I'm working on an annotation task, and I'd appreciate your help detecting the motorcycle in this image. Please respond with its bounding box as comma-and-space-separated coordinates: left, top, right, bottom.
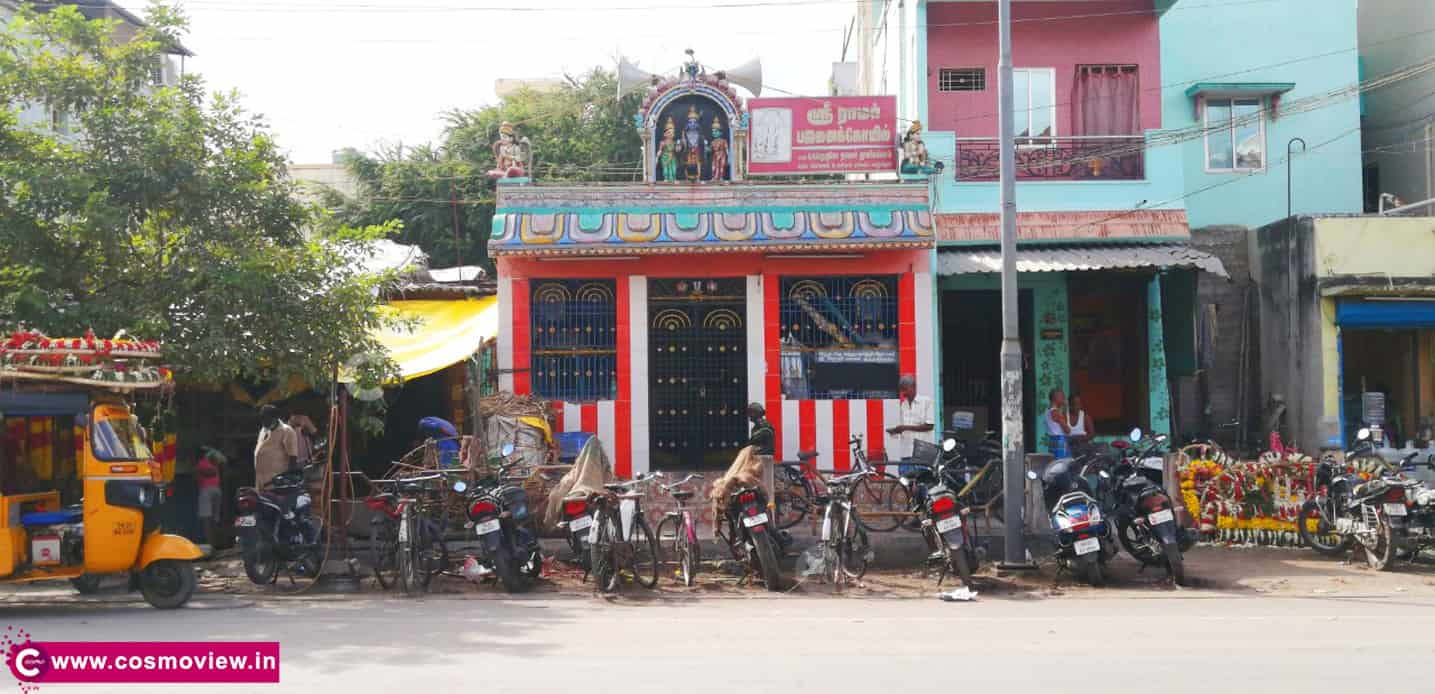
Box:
1398, 458, 1435, 560
1299, 427, 1421, 570
719, 484, 784, 591
1027, 455, 1118, 585
558, 491, 597, 571
235, 462, 326, 584
459, 443, 543, 592
1103, 428, 1194, 585
910, 437, 984, 586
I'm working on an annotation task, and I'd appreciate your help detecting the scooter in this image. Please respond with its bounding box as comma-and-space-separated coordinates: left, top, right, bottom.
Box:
1028, 456, 1118, 585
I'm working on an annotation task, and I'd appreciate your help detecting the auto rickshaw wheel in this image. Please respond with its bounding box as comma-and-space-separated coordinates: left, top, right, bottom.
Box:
139, 560, 196, 609
71, 574, 104, 594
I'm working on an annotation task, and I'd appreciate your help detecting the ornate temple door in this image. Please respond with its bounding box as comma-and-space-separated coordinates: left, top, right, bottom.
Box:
648, 278, 748, 470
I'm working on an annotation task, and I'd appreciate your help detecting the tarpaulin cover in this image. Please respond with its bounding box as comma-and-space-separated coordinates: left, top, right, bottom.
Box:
543, 437, 614, 532
363, 298, 498, 382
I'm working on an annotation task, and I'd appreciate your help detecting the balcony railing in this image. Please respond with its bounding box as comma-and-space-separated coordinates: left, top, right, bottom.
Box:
954, 135, 1145, 181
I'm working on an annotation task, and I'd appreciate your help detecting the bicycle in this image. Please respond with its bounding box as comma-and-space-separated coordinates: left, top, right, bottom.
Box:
653, 472, 705, 587
589, 472, 661, 593
363, 478, 402, 590
393, 469, 467, 594
773, 435, 911, 532
818, 470, 873, 589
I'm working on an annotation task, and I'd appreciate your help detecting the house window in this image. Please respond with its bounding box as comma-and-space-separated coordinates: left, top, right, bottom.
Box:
780, 276, 900, 400
530, 279, 618, 402
1014, 68, 1056, 139
1204, 97, 1265, 171
939, 68, 985, 92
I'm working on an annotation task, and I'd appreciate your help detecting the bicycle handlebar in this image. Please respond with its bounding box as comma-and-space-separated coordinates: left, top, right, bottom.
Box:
659, 472, 704, 491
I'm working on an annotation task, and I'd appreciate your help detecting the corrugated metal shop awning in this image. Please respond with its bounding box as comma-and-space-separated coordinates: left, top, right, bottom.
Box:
937, 243, 1228, 277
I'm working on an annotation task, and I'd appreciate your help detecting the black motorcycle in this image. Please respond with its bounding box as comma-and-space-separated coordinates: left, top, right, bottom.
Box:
909, 437, 984, 585
235, 462, 325, 584
719, 484, 784, 591
1300, 427, 1421, 570
1028, 455, 1118, 585
1102, 428, 1193, 584
460, 444, 543, 592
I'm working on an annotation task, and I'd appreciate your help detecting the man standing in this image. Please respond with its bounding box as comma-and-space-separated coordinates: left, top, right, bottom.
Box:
194, 445, 226, 554
287, 410, 319, 465
253, 405, 298, 490
745, 403, 775, 455
887, 374, 934, 475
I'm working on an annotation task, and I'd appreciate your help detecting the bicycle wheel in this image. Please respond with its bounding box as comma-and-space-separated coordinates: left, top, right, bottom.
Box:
396, 506, 423, 593
631, 516, 660, 589
840, 507, 871, 581
853, 474, 909, 532
774, 479, 811, 530
369, 517, 399, 590
590, 508, 619, 593
656, 514, 694, 587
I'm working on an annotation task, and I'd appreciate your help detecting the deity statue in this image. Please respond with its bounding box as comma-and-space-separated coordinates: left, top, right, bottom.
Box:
488, 121, 532, 179
657, 117, 679, 182
707, 117, 728, 181
900, 120, 938, 175
680, 104, 704, 180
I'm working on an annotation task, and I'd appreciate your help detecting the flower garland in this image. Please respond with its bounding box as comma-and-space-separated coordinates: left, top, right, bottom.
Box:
1175, 441, 1402, 547
1, 329, 169, 389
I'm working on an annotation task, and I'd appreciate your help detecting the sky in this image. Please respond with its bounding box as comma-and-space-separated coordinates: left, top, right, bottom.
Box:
120, 0, 855, 163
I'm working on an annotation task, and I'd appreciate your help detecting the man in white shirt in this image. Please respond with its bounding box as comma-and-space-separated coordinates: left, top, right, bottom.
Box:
887, 374, 934, 474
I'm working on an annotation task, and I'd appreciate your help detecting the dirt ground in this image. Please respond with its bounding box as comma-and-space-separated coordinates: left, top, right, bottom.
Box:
192, 543, 1435, 602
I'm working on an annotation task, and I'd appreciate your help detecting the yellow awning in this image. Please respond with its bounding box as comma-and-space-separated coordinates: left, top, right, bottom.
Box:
364, 298, 498, 382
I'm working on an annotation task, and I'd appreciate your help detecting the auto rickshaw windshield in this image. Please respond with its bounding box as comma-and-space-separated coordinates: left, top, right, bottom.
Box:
91, 408, 153, 462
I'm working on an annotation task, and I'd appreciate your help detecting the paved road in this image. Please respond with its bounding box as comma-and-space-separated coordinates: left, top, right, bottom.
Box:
7, 590, 1435, 693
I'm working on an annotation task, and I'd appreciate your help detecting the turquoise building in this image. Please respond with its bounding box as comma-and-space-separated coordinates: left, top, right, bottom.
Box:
856, 0, 1363, 448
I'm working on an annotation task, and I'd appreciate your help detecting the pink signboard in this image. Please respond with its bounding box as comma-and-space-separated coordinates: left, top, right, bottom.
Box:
747, 96, 898, 175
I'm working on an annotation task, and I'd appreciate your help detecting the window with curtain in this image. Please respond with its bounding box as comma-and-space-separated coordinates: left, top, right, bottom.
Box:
1204, 97, 1266, 171
1072, 65, 1139, 136
529, 279, 618, 402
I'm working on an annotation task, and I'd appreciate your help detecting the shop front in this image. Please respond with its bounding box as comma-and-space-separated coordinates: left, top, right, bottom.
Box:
935, 212, 1227, 450
492, 183, 936, 477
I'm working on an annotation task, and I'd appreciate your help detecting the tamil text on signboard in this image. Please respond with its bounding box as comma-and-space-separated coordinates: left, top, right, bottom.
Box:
747, 96, 897, 175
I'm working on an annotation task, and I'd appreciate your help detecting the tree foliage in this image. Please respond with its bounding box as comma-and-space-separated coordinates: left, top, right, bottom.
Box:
0, 4, 395, 387
330, 69, 644, 270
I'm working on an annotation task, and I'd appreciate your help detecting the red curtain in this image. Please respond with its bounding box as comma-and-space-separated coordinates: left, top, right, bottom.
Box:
1072, 66, 1139, 136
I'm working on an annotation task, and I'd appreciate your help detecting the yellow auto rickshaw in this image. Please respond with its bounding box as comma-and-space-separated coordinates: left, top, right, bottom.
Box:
0, 333, 202, 608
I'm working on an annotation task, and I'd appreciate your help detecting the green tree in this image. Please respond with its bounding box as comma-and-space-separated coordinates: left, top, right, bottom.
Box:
0, 3, 395, 387
332, 69, 644, 270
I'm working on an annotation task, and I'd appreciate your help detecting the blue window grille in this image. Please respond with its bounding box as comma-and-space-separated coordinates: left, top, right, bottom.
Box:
779, 276, 900, 400
530, 279, 618, 402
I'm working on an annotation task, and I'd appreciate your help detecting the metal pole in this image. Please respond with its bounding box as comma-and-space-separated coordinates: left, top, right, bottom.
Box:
997, 0, 1028, 567
1286, 137, 1306, 219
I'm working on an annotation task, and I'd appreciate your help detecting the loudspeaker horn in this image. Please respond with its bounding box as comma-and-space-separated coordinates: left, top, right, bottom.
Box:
717, 57, 763, 97
617, 56, 660, 98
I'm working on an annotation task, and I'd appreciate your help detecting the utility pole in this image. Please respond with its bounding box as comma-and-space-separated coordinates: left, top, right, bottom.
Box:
997, 0, 1028, 567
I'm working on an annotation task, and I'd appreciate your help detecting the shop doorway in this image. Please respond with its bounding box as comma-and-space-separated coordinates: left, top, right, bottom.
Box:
941, 290, 1035, 450
648, 278, 748, 469
1341, 328, 1433, 446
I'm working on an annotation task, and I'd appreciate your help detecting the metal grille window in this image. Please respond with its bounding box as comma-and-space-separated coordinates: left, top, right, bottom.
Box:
780, 276, 900, 400
530, 280, 618, 402
939, 68, 985, 92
